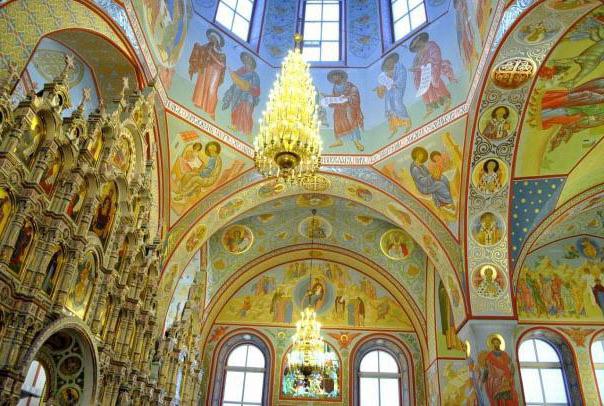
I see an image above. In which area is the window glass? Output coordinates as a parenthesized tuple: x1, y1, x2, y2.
(390, 0, 426, 42)
(379, 351, 399, 373)
(592, 340, 604, 402)
(215, 0, 255, 41)
(222, 344, 266, 406)
(359, 350, 401, 406)
(302, 0, 341, 62)
(519, 339, 569, 406)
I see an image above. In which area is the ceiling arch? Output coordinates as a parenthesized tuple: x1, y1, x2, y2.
(463, 0, 602, 316)
(199, 245, 430, 361)
(157, 173, 468, 330)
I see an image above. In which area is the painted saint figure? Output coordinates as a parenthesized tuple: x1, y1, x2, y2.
(483, 106, 513, 140)
(478, 159, 503, 194)
(473, 212, 502, 246)
(539, 78, 604, 150)
(222, 52, 260, 136)
(592, 278, 604, 315)
(172, 141, 223, 200)
(453, 0, 478, 70)
(42, 250, 63, 295)
(481, 336, 518, 405)
(323, 70, 365, 151)
(91, 184, 116, 245)
(9, 220, 34, 273)
(303, 278, 325, 310)
(409, 32, 456, 116)
(409, 146, 455, 213)
(189, 29, 226, 119)
(376, 53, 411, 137)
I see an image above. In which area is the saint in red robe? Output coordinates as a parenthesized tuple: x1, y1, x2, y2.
(483, 350, 518, 406)
(189, 40, 226, 119)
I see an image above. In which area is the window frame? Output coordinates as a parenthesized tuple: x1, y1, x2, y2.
(352, 338, 411, 406)
(591, 338, 604, 404)
(211, 333, 272, 406)
(388, 0, 427, 44)
(300, 0, 345, 64)
(518, 338, 570, 406)
(214, 0, 258, 42)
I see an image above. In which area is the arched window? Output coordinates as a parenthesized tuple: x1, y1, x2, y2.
(390, 0, 426, 42)
(518, 338, 570, 405)
(212, 333, 272, 406)
(353, 338, 410, 406)
(215, 0, 256, 41)
(591, 338, 604, 401)
(301, 0, 341, 62)
(360, 350, 400, 406)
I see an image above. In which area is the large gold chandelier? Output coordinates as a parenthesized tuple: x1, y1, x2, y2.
(288, 307, 327, 374)
(287, 209, 330, 377)
(254, 34, 322, 184)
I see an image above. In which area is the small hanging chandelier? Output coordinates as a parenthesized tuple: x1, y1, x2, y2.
(287, 209, 329, 377)
(254, 34, 322, 184)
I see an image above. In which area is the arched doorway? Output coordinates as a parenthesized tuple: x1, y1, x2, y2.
(19, 328, 97, 405)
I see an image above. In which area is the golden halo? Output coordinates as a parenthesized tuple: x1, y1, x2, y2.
(479, 264, 498, 280)
(486, 333, 505, 351)
(464, 340, 471, 358)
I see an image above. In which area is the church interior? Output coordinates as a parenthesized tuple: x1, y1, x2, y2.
(0, 0, 603, 404)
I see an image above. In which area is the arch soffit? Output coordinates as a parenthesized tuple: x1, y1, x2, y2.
(512, 183, 604, 288)
(0, 0, 143, 88)
(161, 173, 467, 328)
(18, 316, 100, 403)
(201, 245, 430, 361)
(465, 1, 601, 283)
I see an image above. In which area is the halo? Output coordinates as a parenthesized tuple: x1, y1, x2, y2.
(464, 340, 471, 358)
(479, 264, 498, 280)
(486, 333, 505, 351)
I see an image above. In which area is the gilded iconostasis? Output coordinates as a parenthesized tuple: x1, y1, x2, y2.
(1, 0, 604, 404)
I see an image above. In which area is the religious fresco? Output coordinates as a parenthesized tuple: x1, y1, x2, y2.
(39, 156, 62, 196)
(282, 342, 340, 400)
(13, 37, 99, 116)
(203, 196, 428, 310)
(66, 252, 96, 320)
(515, 6, 604, 177)
(0, 188, 12, 238)
(8, 219, 35, 273)
(517, 236, 604, 321)
(467, 334, 518, 405)
(90, 182, 118, 247)
(216, 259, 413, 330)
(199, 324, 424, 405)
(436, 277, 465, 358)
(139, 0, 193, 89)
(167, 114, 250, 222)
(164, 250, 201, 329)
(133, 0, 493, 156)
(438, 359, 475, 405)
(378, 120, 465, 234)
(42, 248, 64, 296)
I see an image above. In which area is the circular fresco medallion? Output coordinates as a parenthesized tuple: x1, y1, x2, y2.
(300, 174, 331, 192)
(57, 385, 80, 406)
(380, 229, 414, 260)
(471, 212, 505, 246)
(298, 215, 332, 239)
(59, 355, 82, 377)
(471, 157, 508, 195)
(478, 104, 519, 142)
(491, 57, 537, 89)
(472, 264, 507, 299)
(221, 224, 254, 254)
